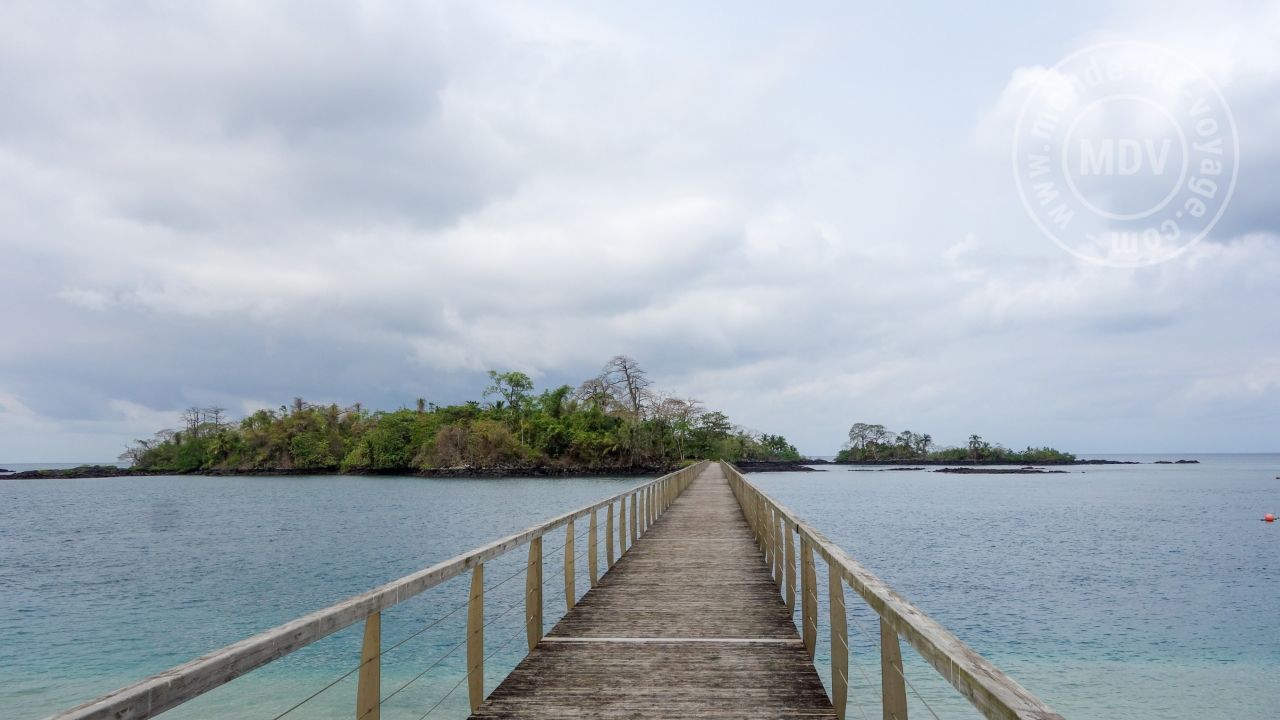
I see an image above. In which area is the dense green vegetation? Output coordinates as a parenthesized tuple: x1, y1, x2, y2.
(124, 356, 802, 473)
(834, 422, 1075, 464)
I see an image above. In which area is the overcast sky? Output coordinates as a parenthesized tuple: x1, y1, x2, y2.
(2, 0, 1278, 461)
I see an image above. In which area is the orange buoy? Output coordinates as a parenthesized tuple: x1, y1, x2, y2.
(1266, 513, 1277, 523)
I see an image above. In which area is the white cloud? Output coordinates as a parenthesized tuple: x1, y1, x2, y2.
(2, 1, 1280, 459)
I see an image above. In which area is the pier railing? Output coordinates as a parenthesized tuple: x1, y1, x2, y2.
(44, 461, 708, 720)
(722, 461, 1064, 720)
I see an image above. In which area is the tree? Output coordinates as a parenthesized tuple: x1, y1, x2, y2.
(485, 371, 534, 446)
(182, 407, 203, 437)
(968, 434, 984, 462)
(574, 376, 614, 411)
(914, 433, 933, 456)
(205, 407, 227, 430)
(602, 355, 651, 419)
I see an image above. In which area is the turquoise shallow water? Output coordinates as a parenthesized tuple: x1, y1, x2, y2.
(753, 454, 1280, 720)
(0, 473, 641, 720)
(2, 456, 1278, 719)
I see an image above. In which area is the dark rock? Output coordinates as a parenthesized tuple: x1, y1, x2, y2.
(1174, 459, 1200, 464)
(3, 464, 136, 480)
(935, 467, 1069, 474)
(735, 461, 820, 473)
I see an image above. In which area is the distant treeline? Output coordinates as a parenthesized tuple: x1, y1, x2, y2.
(124, 356, 802, 473)
(834, 422, 1075, 464)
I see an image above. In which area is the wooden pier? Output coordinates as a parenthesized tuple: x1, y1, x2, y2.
(471, 462, 834, 719)
(44, 461, 1063, 720)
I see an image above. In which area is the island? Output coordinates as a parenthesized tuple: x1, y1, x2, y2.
(12, 357, 805, 480)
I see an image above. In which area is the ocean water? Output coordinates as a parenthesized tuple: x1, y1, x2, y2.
(0, 473, 643, 720)
(752, 454, 1280, 720)
(2, 456, 1277, 719)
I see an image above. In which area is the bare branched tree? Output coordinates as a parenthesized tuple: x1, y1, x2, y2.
(602, 355, 651, 419)
(204, 407, 227, 430)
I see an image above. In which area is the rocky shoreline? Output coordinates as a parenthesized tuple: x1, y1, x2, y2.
(935, 466, 1068, 474)
(735, 458, 1200, 473)
(0, 463, 683, 481)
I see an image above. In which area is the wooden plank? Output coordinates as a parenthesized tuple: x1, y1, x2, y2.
(526, 537, 543, 651)
(355, 612, 379, 720)
(469, 463, 835, 720)
(467, 565, 484, 712)
(830, 572, 849, 720)
(722, 463, 1066, 720)
(42, 464, 708, 720)
(881, 618, 909, 720)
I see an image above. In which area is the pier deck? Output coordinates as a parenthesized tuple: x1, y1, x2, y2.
(469, 463, 835, 719)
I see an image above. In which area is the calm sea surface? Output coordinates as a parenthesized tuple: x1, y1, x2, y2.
(2, 455, 1278, 719)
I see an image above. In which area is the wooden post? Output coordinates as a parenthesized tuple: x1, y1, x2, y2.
(640, 487, 648, 534)
(467, 565, 484, 712)
(881, 619, 909, 720)
(630, 493, 638, 544)
(355, 611, 380, 720)
(588, 510, 599, 587)
(801, 537, 817, 659)
(784, 523, 796, 615)
(760, 498, 770, 557)
(619, 499, 628, 553)
(772, 510, 784, 590)
(564, 518, 576, 610)
(830, 570, 849, 720)
(606, 503, 616, 566)
(525, 538, 542, 651)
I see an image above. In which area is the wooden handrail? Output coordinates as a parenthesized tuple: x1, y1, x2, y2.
(720, 461, 1064, 720)
(44, 461, 708, 720)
